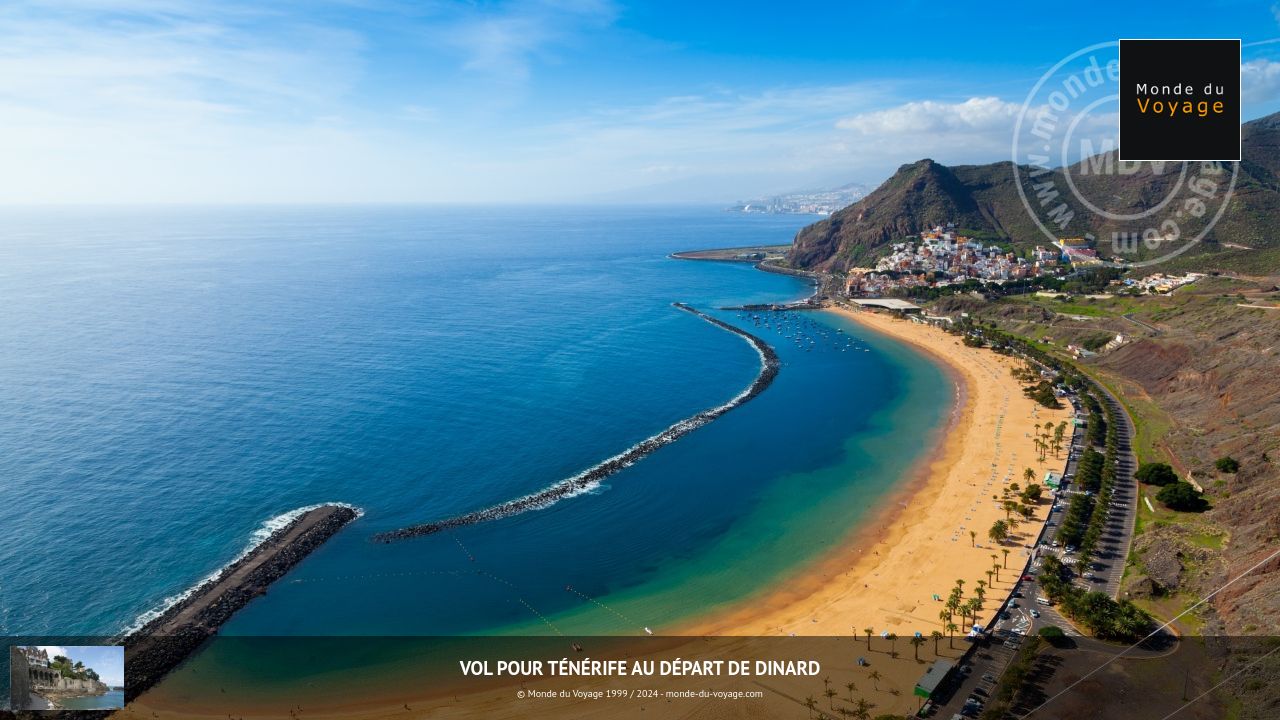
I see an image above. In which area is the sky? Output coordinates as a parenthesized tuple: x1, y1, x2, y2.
(36, 645, 125, 687)
(4, 0, 1280, 204)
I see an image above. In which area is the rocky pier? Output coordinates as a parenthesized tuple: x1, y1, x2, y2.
(121, 504, 358, 702)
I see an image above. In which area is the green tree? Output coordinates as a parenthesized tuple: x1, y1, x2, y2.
(1020, 483, 1043, 504)
(1215, 456, 1240, 473)
(1157, 481, 1207, 511)
(1135, 462, 1178, 486)
(910, 635, 926, 661)
(988, 519, 1009, 544)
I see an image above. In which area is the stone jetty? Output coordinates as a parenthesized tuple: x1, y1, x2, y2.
(372, 303, 780, 543)
(121, 504, 358, 701)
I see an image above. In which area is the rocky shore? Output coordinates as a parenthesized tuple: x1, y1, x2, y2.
(121, 505, 358, 701)
(372, 304, 780, 542)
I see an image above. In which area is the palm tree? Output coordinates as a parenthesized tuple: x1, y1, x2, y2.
(931, 630, 944, 655)
(986, 569, 995, 587)
(1002, 548, 1011, 568)
(969, 530, 976, 547)
(1024, 467, 1036, 484)
(863, 626, 874, 649)
(886, 632, 898, 657)
(845, 681, 856, 702)
(804, 695, 817, 719)
(988, 520, 1008, 544)
(824, 687, 837, 710)
(993, 561, 1002, 583)
(855, 698, 874, 720)
(867, 669, 881, 690)
(909, 635, 926, 661)
(945, 622, 958, 648)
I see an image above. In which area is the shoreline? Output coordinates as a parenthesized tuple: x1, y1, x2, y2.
(127, 304, 1073, 720)
(679, 304, 1070, 636)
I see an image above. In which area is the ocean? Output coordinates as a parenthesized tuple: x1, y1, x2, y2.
(55, 689, 125, 710)
(0, 205, 948, 642)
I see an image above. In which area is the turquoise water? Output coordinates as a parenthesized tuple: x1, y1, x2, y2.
(56, 689, 125, 710)
(0, 206, 948, 640)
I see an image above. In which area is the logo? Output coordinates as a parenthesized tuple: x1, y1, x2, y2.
(1011, 41, 1238, 268)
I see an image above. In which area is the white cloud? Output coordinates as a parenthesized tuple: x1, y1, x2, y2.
(836, 96, 1020, 135)
(37, 646, 68, 660)
(1242, 59, 1280, 104)
(437, 0, 618, 83)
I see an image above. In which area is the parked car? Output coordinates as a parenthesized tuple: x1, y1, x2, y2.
(1030, 609, 1041, 618)
(982, 674, 997, 683)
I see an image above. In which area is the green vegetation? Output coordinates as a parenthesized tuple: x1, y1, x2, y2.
(49, 655, 100, 682)
(1022, 380, 1062, 409)
(1156, 481, 1208, 512)
(1057, 493, 1094, 548)
(1076, 448, 1105, 492)
(978, 637, 1044, 720)
(1037, 625, 1069, 647)
(1020, 483, 1043, 504)
(1215, 456, 1240, 473)
(1135, 462, 1179, 486)
(1038, 557, 1154, 641)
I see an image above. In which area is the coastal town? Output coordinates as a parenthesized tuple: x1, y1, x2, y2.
(840, 225, 1204, 297)
(8, 646, 119, 710)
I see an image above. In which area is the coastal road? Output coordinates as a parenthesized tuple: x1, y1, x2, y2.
(1039, 383, 1136, 600)
(1090, 384, 1139, 600)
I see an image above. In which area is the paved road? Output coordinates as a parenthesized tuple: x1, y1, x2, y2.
(926, 378, 1143, 718)
(1090, 384, 1139, 599)
(1121, 313, 1162, 336)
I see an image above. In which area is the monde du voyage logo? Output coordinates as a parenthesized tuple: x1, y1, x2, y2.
(1012, 40, 1241, 268)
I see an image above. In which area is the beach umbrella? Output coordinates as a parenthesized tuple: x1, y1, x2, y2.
(914, 631, 922, 638)
(881, 631, 889, 638)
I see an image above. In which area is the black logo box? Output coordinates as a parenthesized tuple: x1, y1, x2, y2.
(1119, 39, 1241, 162)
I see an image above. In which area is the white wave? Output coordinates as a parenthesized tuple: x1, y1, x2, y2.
(118, 502, 362, 638)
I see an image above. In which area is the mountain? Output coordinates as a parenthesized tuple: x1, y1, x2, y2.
(789, 112, 1280, 274)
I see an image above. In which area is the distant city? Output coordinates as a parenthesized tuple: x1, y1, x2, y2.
(728, 182, 869, 215)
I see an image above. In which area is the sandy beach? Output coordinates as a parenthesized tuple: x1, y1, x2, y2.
(683, 305, 1072, 637)
(121, 305, 1074, 720)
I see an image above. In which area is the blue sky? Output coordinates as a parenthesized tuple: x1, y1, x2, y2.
(36, 645, 124, 687)
(3, 1, 1280, 203)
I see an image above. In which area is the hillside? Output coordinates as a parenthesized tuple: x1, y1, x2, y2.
(789, 112, 1280, 274)
(932, 279, 1280, 638)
